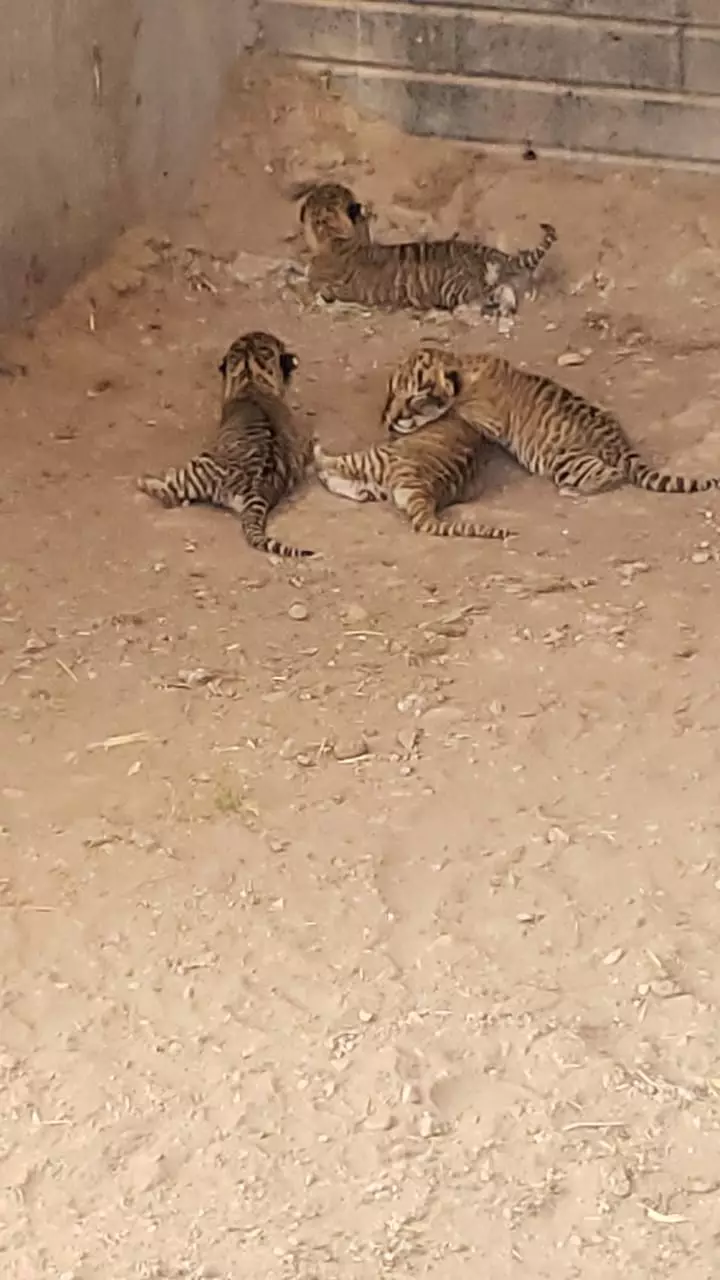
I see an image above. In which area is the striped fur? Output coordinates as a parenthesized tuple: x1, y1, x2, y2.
(137, 331, 314, 557)
(313, 418, 514, 540)
(293, 182, 555, 327)
(307, 221, 556, 327)
(382, 345, 720, 496)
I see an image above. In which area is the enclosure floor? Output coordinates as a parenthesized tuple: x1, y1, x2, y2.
(2, 56, 720, 1280)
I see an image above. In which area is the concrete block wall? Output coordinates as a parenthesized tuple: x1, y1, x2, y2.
(0, 0, 258, 332)
(263, 0, 720, 167)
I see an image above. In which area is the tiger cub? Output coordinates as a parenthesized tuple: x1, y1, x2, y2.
(137, 331, 315, 557)
(300, 187, 556, 327)
(312, 419, 514, 540)
(290, 181, 373, 254)
(381, 345, 720, 496)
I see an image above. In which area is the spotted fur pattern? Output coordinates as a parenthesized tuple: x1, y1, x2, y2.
(290, 181, 373, 254)
(307, 217, 557, 326)
(382, 345, 720, 495)
(313, 418, 514, 539)
(137, 331, 314, 557)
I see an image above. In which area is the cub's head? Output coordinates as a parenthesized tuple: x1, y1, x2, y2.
(218, 331, 298, 401)
(381, 347, 461, 436)
(292, 181, 372, 252)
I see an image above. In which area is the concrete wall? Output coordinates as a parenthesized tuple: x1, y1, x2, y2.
(0, 0, 258, 331)
(263, 0, 720, 168)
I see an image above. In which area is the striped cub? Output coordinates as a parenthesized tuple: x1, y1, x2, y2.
(295, 182, 556, 329)
(382, 345, 720, 496)
(313, 418, 514, 540)
(137, 330, 314, 557)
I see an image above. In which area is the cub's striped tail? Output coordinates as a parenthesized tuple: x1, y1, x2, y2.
(417, 515, 516, 540)
(234, 497, 315, 559)
(402, 493, 515, 540)
(511, 223, 557, 274)
(626, 454, 720, 494)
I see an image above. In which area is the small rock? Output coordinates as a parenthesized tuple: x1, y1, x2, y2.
(288, 602, 309, 621)
(418, 1111, 444, 1138)
(397, 727, 420, 754)
(426, 619, 468, 639)
(603, 946, 625, 966)
(691, 550, 711, 565)
(607, 1166, 632, 1199)
(557, 350, 586, 367)
(546, 825, 570, 846)
(342, 602, 369, 625)
(420, 704, 464, 727)
(401, 1082, 422, 1105)
(333, 738, 370, 763)
(364, 1105, 396, 1132)
(649, 977, 683, 999)
(108, 267, 146, 296)
(618, 559, 651, 579)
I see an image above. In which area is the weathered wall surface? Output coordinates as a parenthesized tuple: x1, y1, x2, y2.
(263, 0, 720, 168)
(0, 0, 258, 330)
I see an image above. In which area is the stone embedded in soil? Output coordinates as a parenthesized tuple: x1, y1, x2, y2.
(288, 602, 309, 621)
(397, 727, 420, 754)
(333, 738, 370, 762)
(342, 602, 370, 625)
(420, 704, 464, 727)
(363, 1105, 396, 1132)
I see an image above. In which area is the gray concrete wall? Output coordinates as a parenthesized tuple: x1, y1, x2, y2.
(0, 0, 259, 331)
(263, 0, 720, 167)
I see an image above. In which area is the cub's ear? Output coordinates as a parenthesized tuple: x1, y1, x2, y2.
(218, 356, 228, 376)
(447, 370, 462, 396)
(280, 351, 299, 380)
(299, 199, 308, 224)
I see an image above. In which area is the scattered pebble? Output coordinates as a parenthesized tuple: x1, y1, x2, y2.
(420, 704, 464, 727)
(418, 1111, 445, 1138)
(557, 350, 587, 367)
(342, 602, 369, 625)
(288, 602, 309, 621)
(363, 1105, 396, 1132)
(396, 727, 420, 754)
(333, 738, 370, 763)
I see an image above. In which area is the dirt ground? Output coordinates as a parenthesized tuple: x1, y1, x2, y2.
(2, 54, 720, 1280)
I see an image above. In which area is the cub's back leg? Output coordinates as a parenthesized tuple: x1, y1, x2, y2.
(137, 456, 225, 507)
(391, 483, 513, 540)
(313, 441, 386, 502)
(550, 450, 624, 497)
(137, 472, 184, 508)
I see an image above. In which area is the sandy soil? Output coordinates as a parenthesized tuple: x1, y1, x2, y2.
(2, 54, 720, 1280)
